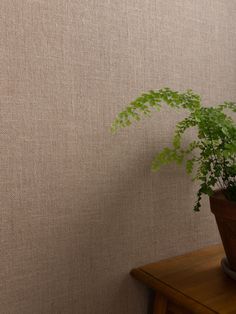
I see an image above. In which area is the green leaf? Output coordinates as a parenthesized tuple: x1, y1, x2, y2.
(112, 87, 236, 210)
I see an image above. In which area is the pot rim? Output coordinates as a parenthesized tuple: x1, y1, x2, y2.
(211, 189, 236, 204)
(210, 189, 236, 219)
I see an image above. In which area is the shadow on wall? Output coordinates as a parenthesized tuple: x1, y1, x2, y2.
(14, 138, 201, 313)
(66, 142, 195, 313)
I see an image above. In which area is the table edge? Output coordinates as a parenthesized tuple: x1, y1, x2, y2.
(130, 268, 217, 314)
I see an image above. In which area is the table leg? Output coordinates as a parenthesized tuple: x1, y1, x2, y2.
(153, 291, 167, 314)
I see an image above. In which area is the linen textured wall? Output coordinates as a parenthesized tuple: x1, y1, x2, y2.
(1, 1, 236, 313)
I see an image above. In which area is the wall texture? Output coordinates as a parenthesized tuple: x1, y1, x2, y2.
(1, 1, 236, 313)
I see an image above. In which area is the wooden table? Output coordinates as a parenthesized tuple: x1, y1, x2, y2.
(131, 244, 236, 314)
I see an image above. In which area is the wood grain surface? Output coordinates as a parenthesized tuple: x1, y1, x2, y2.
(131, 244, 236, 313)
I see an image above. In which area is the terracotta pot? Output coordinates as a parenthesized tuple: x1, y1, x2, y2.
(210, 190, 236, 271)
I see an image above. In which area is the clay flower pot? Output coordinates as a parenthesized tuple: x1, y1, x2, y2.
(210, 190, 236, 271)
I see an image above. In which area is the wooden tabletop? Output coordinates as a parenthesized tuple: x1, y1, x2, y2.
(131, 244, 236, 314)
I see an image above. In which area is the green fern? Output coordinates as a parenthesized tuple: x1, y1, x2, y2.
(112, 88, 236, 211)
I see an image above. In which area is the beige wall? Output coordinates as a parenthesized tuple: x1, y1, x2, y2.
(1, 1, 236, 313)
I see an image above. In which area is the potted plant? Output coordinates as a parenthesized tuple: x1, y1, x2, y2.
(112, 88, 236, 271)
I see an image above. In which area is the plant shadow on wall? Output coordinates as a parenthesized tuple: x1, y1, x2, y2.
(112, 87, 236, 273)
